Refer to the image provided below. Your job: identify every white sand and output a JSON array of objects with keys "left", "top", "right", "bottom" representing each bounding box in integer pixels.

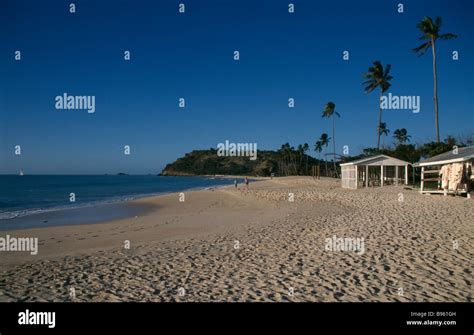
[{"left": 0, "top": 177, "right": 472, "bottom": 302}]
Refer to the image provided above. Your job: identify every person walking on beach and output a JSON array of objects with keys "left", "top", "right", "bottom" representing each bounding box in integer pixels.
[
  {"left": 245, "top": 177, "right": 249, "bottom": 189},
  {"left": 234, "top": 179, "right": 238, "bottom": 189}
]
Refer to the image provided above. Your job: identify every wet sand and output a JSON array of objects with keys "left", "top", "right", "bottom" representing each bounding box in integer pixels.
[{"left": 0, "top": 202, "right": 155, "bottom": 231}]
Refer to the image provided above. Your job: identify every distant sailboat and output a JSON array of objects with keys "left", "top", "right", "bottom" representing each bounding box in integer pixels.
[{"left": 19, "top": 169, "right": 24, "bottom": 176}]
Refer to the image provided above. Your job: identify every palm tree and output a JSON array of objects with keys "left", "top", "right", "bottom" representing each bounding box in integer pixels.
[
  {"left": 319, "top": 133, "right": 330, "bottom": 176},
  {"left": 413, "top": 17, "right": 457, "bottom": 143},
  {"left": 314, "top": 140, "right": 323, "bottom": 176},
  {"left": 297, "top": 144, "right": 304, "bottom": 174},
  {"left": 282, "top": 143, "right": 298, "bottom": 175},
  {"left": 303, "top": 143, "right": 309, "bottom": 175},
  {"left": 363, "top": 60, "right": 394, "bottom": 150},
  {"left": 282, "top": 143, "right": 291, "bottom": 175},
  {"left": 278, "top": 144, "right": 288, "bottom": 176},
  {"left": 393, "top": 128, "right": 411, "bottom": 145},
  {"left": 322, "top": 102, "right": 341, "bottom": 177},
  {"left": 378, "top": 122, "right": 390, "bottom": 147}
]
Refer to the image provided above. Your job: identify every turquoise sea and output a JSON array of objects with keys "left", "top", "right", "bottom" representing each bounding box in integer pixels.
[{"left": 0, "top": 175, "right": 237, "bottom": 230}]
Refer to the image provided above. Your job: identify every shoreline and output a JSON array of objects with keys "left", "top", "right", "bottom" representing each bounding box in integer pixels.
[{"left": 0, "top": 176, "right": 265, "bottom": 231}]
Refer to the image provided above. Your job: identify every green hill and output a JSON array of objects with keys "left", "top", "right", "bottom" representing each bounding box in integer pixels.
[{"left": 160, "top": 148, "right": 322, "bottom": 177}]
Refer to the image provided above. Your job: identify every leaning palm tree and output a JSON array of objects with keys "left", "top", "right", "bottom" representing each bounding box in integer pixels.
[
  {"left": 322, "top": 102, "right": 341, "bottom": 177},
  {"left": 413, "top": 16, "right": 457, "bottom": 143},
  {"left": 363, "top": 61, "right": 394, "bottom": 150},
  {"left": 378, "top": 122, "right": 390, "bottom": 147},
  {"left": 393, "top": 128, "right": 411, "bottom": 145},
  {"left": 319, "top": 133, "right": 330, "bottom": 176}
]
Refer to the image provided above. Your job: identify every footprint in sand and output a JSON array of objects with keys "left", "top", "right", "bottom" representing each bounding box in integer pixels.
[
  {"left": 334, "top": 292, "right": 345, "bottom": 299},
  {"left": 370, "top": 286, "right": 381, "bottom": 294}
]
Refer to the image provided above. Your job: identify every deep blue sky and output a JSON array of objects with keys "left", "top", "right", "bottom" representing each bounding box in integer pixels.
[{"left": 1, "top": 0, "right": 473, "bottom": 174}]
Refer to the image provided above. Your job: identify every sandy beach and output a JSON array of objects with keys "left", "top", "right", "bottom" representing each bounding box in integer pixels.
[{"left": 0, "top": 177, "right": 472, "bottom": 302}]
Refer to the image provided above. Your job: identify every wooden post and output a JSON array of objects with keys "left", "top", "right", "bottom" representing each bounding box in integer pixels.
[
  {"left": 395, "top": 166, "right": 399, "bottom": 185},
  {"left": 355, "top": 165, "right": 358, "bottom": 189},
  {"left": 466, "top": 162, "right": 471, "bottom": 199},
  {"left": 420, "top": 166, "right": 424, "bottom": 193},
  {"left": 405, "top": 165, "right": 408, "bottom": 185},
  {"left": 365, "top": 165, "right": 369, "bottom": 188},
  {"left": 381, "top": 165, "right": 384, "bottom": 187}
]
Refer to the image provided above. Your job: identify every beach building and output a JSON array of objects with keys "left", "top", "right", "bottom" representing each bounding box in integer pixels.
[
  {"left": 414, "top": 146, "right": 474, "bottom": 196},
  {"left": 340, "top": 155, "right": 411, "bottom": 189}
]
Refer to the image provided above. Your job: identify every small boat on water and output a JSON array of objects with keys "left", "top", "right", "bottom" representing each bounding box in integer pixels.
[{"left": 19, "top": 169, "right": 24, "bottom": 176}]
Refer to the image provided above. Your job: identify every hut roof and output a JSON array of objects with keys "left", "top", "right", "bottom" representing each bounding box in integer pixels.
[
  {"left": 340, "top": 154, "right": 411, "bottom": 167},
  {"left": 415, "top": 146, "right": 474, "bottom": 167}
]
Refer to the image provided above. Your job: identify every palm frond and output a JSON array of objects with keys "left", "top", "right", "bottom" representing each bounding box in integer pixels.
[
  {"left": 417, "top": 17, "right": 435, "bottom": 34},
  {"left": 439, "top": 33, "right": 458, "bottom": 40},
  {"left": 363, "top": 61, "right": 393, "bottom": 94},
  {"left": 364, "top": 84, "right": 377, "bottom": 94},
  {"left": 412, "top": 41, "right": 431, "bottom": 56},
  {"left": 418, "top": 34, "right": 431, "bottom": 41},
  {"left": 362, "top": 79, "right": 376, "bottom": 85}
]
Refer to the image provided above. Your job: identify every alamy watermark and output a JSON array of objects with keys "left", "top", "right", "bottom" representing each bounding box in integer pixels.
[
  {"left": 18, "top": 309, "right": 55, "bottom": 329},
  {"left": 55, "top": 93, "right": 95, "bottom": 114},
  {"left": 0, "top": 235, "right": 38, "bottom": 255},
  {"left": 217, "top": 140, "right": 257, "bottom": 160},
  {"left": 325, "top": 235, "right": 365, "bottom": 255},
  {"left": 380, "top": 93, "right": 420, "bottom": 114}
]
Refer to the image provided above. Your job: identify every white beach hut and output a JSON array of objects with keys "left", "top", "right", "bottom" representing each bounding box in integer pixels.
[
  {"left": 340, "top": 155, "right": 411, "bottom": 189},
  {"left": 414, "top": 146, "right": 474, "bottom": 196}
]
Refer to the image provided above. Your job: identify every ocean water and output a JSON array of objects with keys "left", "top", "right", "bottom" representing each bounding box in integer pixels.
[{"left": 0, "top": 175, "right": 236, "bottom": 222}]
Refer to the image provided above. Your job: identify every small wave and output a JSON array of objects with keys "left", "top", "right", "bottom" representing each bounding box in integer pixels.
[
  {"left": 0, "top": 196, "right": 142, "bottom": 220},
  {"left": 0, "top": 180, "right": 234, "bottom": 220}
]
